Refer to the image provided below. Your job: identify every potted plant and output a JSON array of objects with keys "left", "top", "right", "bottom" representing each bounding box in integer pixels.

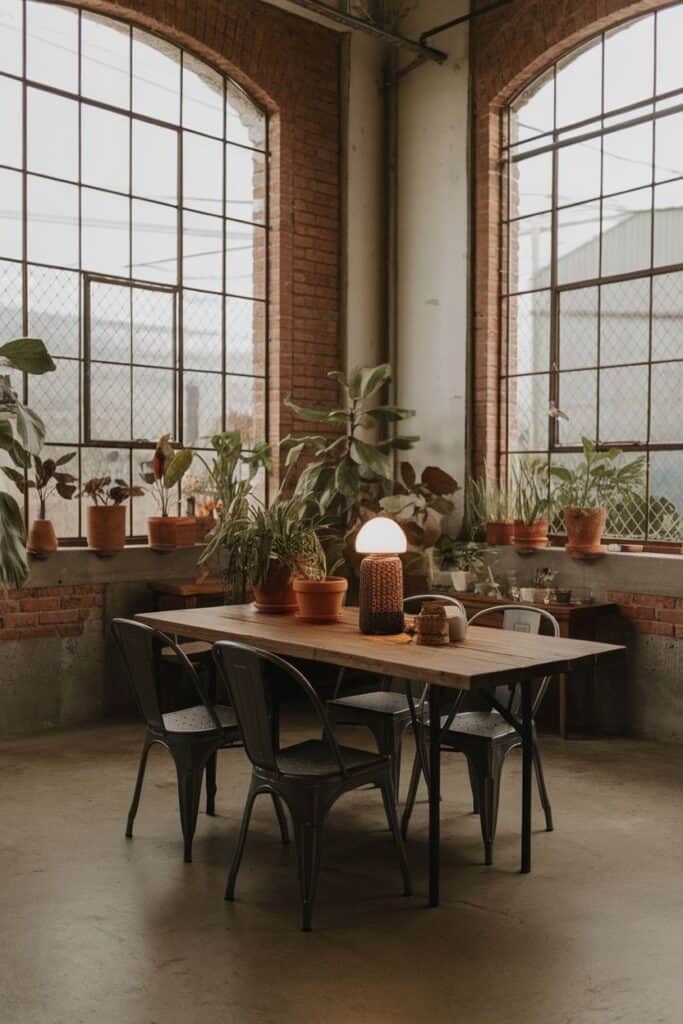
[
  {"left": 141, "top": 435, "right": 194, "bottom": 551},
  {"left": 3, "top": 452, "right": 77, "bottom": 558},
  {"left": 470, "top": 468, "right": 514, "bottom": 546},
  {"left": 550, "top": 437, "right": 646, "bottom": 559},
  {"left": 80, "top": 477, "right": 145, "bottom": 556},
  {"left": 435, "top": 536, "right": 487, "bottom": 591},
  {"left": 193, "top": 430, "right": 271, "bottom": 549},
  {"left": 511, "top": 457, "right": 552, "bottom": 552}
]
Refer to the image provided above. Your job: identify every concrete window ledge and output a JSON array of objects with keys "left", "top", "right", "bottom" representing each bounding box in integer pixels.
[{"left": 23, "top": 545, "right": 205, "bottom": 589}]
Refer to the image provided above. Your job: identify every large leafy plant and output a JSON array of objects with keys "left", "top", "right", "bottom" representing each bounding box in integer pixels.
[
  {"left": 0, "top": 337, "right": 56, "bottom": 588},
  {"left": 379, "top": 461, "right": 459, "bottom": 552},
  {"left": 550, "top": 437, "right": 646, "bottom": 513},
  {"left": 3, "top": 452, "right": 77, "bottom": 519},
  {"left": 140, "top": 435, "right": 194, "bottom": 516}
]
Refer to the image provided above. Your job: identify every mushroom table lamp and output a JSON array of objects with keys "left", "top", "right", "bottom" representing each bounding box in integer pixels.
[{"left": 355, "top": 516, "right": 407, "bottom": 635}]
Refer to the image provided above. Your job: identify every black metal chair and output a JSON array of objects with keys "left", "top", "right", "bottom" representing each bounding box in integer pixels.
[
  {"left": 112, "top": 618, "right": 289, "bottom": 863},
  {"left": 401, "top": 605, "right": 556, "bottom": 866},
  {"left": 326, "top": 594, "right": 466, "bottom": 796},
  {"left": 212, "top": 640, "right": 412, "bottom": 932}
]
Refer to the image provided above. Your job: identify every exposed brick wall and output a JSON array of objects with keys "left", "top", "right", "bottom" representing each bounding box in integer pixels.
[
  {"left": 470, "top": 0, "right": 671, "bottom": 475},
  {"left": 0, "top": 586, "right": 104, "bottom": 642},
  {"left": 607, "top": 592, "right": 683, "bottom": 638}
]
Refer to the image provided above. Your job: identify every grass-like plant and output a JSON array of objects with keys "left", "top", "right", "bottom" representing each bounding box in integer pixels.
[{"left": 512, "top": 457, "right": 552, "bottom": 525}]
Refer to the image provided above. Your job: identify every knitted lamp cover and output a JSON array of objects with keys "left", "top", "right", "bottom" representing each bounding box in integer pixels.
[{"left": 358, "top": 554, "right": 405, "bottom": 635}]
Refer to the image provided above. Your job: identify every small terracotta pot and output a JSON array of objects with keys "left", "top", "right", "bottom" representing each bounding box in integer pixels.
[
  {"left": 564, "top": 506, "right": 608, "bottom": 560},
  {"left": 174, "top": 515, "right": 197, "bottom": 548},
  {"left": 27, "top": 519, "right": 58, "bottom": 559},
  {"left": 512, "top": 519, "right": 549, "bottom": 552},
  {"left": 293, "top": 576, "right": 349, "bottom": 623},
  {"left": 86, "top": 505, "right": 126, "bottom": 557},
  {"left": 148, "top": 516, "right": 177, "bottom": 552},
  {"left": 486, "top": 520, "right": 514, "bottom": 546},
  {"left": 253, "top": 560, "right": 297, "bottom": 614}
]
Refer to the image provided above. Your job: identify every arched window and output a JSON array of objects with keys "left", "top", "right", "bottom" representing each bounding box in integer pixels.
[
  {"left": 0, "top": 0, "right": 267, "bottom": 540},
  {"left": 502, "top": 5, "right": 683, "bottom": 542}
]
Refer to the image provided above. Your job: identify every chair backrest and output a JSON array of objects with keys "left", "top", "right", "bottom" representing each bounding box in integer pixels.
[
  {"left": 212, "top": 641, "right": 346, "bottom": 776},
  {"left": 467, "top": 604, "right": 560, "bottom": 716},
  {"left": 111, "top": 618, "right": 217, "bottom": 734},
  {"left": 403, "top": 593, "right": 467, "bottom": 617}
]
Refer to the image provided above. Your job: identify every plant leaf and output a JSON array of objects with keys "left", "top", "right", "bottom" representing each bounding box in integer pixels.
[
  {"left": 55, "top": 481, "right": 77, "bottom": 500},
  {"left": 0, "top": 490, "right": 28, "bottom": 589},
  {"left": 285, "top": 442, "right": 305, "bottom": 468},
  {"left": 15, "top": 402, "right": 46, "bottom": 455},
  {"left": 359, "top": 363, "right": 391, "bottom": 399},
  {"left": 334, "top": 457, "right": 359, "bottom": 499},
  {"left": 366, "top": 405, "right": 415, "bottom": 424},
  {"left": 421, "top": 465, "right": 459, "bottom": 496},
  {"left": 55, "top": 451, "right": 76, "bottom": 467},
  {"left": 350, "top": 438, "right": 392, "bottom": 479},
  {"left": 284, "top": 396, "right": 336, "bottom": 423},
  {"left": 2, "top": 466, "right": 27, "bottom": 492},
  {"left": 400, "top": 461, "right": 416, "bottom": 489},
  {"left": 0, "top": 338, "right": 56, "bottom": 375},
  {"left": 163, "top": 448, "right": 193, "bottom": 488}
]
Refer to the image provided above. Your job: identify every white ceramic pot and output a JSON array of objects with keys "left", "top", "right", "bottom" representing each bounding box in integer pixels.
[
  {"left": 519, "top": 587, "right": 536, "bottom": 603},
  {"left": 450, "top": 570, "right": 472, "bottom": 592}
]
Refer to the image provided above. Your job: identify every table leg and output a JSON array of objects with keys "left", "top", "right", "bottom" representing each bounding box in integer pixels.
[
  {"left": 429, "top": 685, "right": 441, "bottom": 908},
  {"left": 521, "top": 682, "right": 532, "bottom": 874}
]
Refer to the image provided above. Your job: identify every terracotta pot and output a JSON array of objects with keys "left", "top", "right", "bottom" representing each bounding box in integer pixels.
[
  {"left": 564, "top": 506, "right": 608, "bottom": 560},
  {"left": 293, "top": 576, "right": 349, "bottom": 623},
  {"left": 147, "top": 515, "right": 197, "bottom": 551},
  {"left": 86, "top": 505, "right": 126, "bottom": 557},
  {"left": 512, "top": 519, "right": 549, "bottom": 552},
  {"left": 486, "top": 520, "right": 514, "bottom": 546},
  {"left": 253, "top": 560, "right": 297, "bottom": 614},
  {"left": 27, "top": 519, "right": 58, "bottom": 559}
]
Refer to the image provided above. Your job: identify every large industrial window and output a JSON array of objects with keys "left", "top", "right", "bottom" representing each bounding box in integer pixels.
[
  {"left": 0, "top": 0, "right": 267, "bottom": 540},
  {"left": 502, "top": 5, "right": 683, "bottom": 543}
]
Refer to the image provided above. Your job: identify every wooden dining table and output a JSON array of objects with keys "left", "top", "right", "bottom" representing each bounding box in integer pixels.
[{"left": 135, "top": 603, "right": 624, "bottom": 906}]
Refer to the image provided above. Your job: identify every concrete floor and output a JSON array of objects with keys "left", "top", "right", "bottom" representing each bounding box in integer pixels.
[{"left": 2, "top": 716, "right": 683, "bottom": 1024}]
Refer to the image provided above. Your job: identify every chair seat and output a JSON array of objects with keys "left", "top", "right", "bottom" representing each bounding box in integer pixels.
[
  {"left": 276, "top": 739, "right": 386, "bottom": 778},
  {"left": 441, "top": 710, "right": 515, "bottom": 741},
  {"left": 329, "top": 691, "right": 415, "bottom": 717},
  {"left": 162, "top": 703, "right": 237, "bottom": 733},
  {"left": 161, "top": 641, "right": 213, "bottom": 662}
]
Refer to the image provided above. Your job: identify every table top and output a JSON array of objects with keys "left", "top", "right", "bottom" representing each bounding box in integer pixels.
[{"left": 135, "top": 605, "right": 623, "bottom": 692}]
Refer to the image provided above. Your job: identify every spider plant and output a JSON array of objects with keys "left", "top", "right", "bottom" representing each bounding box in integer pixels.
[{"left": 512, "top": 457, "right": 552, "bottom": 525}]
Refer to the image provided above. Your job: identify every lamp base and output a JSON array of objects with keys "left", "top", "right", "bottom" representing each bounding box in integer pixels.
[{"left": 358, "top": 553, "right": 405, "bottom": 636}]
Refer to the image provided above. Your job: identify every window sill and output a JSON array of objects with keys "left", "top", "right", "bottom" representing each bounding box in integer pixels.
[{"left": 24, "top": 544, "right": 204, "bottom": 590}]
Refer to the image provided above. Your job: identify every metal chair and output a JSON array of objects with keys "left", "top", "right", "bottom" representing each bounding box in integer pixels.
[
  {"left": 213, "top": 640, "right": 412, "bottom": 932},
  {"left": 112, "top": 618, "right": 289, "bottom": 864},
  {"left": 326, "top": 594, "right": 466, "bottom": 796},
  {"left": 401, "top": 605, "right": 556, "bottom": 866}
]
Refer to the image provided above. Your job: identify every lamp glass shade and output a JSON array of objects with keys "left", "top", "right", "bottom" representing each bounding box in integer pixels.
[{"left": 355, "top": 516, "right": 407, "bottom": 555}]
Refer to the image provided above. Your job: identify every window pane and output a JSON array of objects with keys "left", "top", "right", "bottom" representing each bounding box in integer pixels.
[
  {"left": 510, "top": 70, "right": 554, "bottom": 145},
  {"left": 557, "top": 201, "right": 600, "bottom": 285},
  {"left": 225, "top": 373, "right": 265, "bottom": 447},
  {"left": 89, "top": 363, "right": 130, "bottom": 440},
  {"left": 82, "top": 189, "right": 130, "bottom": 278},
  {"left": 511, "top": 152, "right": 552, "bottom": 218},
  {"left": 602, "top": 123, "right": 653, "bottom": 196},
  {"left": 654, "top": 110, "right": 683, "bottom": 183},
  {"left": 0, "top": 0, "right": 22, "bottom": 76},
  {"left": 600, "top": 278, "right": 650, "bottom": 365},
  {"left": 605, "top": 451, "right": 648, "bottom": 540},
  {"left": 0, "top": 77, "right": 22, "bottom": 168},
  {"left": 599, "top": 365, "right": 648, "bottom": 443},
  {"left": 226, "top": 145, "right": 266, "bottom": 224},
  {"left": 28, "top": 266, "right": 80, "bottom": 359},
  {"left": 653, "top": 179, "right": 683, "bottom": 267},
  {"left": 557, "top": 139, "right": 601, "bottom": 206},
  {"left": 132, "top": 200, "right": 177, "bottom": 285},
  {"left": 82, "top": 13, "right": 130, "bottom": 109},
  {"left": 226, "top": 296, "right": 265, "bottom": 375},
  {"left": 27, "top": 356, "right": 79, "bottom": 443},
  {"left": 132, "top": 120, "right": 178, "bottom": 205},
  {"left": 89, "top": 282, "right": 130, "bottom": 363},
  {"left": 604, "top": 16, "right": 655, "bottom": 115},
  {"left": 656, "top": 5, "right": 683, "bottom": 97},
  {"left": 0, "top": 168, "right": 22, "bottom": 260},
  {"left": 558, "top": 370, "right": 597, "bottom": 443},
  {"left": 133, "top": 366, "right": 174, "bottom": 442},
  {"left": 602, "top": 187, "right": 651, "bottom": 277},
  {"left": 132, "top": 30, "right": 180, "bottom": 125},
  {"left": 132, "top": 287, "right": 174, "bottom": 367},
  {"left": 183, "top": 132, "right": 222, "bottom": 215},
  {"left": 28, "top": 176, "right": 78, "bottom": 267},
  {"left": 27, "top": 88, "right": 79, "bottom": 182},
  {"left": 0, "top": 260, "right": 23, "bottom": 337},
  {"left": 183, "top": 370, "right": 222, "bottom": 444},
  {"left": 26, "top": 1, "right": 78, "bottom": 93},
  {"left": 650, "top": 362, "right": 683, "bottom": 443},
  {"left": 82, "top": 105, "right": 130, "bottom": 194},
  {"left": 182, "top": 53, "right": 223, "bottom": 137},
  {"left": 226, "top": 222, "right": 265, "bottom": 299},
  {"left": 559, "top": 287, "right": 597, "bottom": 370},
  {"left": 184, "top": 290, "right": 222, "bottom": 371},
  {"left": 508, "top": 213, "right": 551, "bottom": 292},
  {"left": 507, "top": 292, "right": 550, "bottom": 377},
  {"left": 507, "top": 374, "right": 549, "bottom": 451},
  {"left": 652, "top": 272, "right": 683, "bottom": 361},
  {"left": 556, "top": 41, "right": 602, "bottom": 129},
  {"left": 226, "top": 81, "right": 266, "bottom": 151},
  {"left": 649, "top": 451, "right": 683, "bottom": 541},
  {"left": 183, "top": 211, "right": 222, "bottom": 292}
]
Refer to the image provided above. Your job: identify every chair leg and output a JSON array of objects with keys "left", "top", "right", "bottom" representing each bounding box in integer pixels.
[
  {"left": 293, "top": 821, "right": 323, "bottom": 932},
  {"left": 466, "top": 757, "right": 480, "bottom": 814},
  {"left": 225, "top": 778, "right": 259, "bottom": 900},
  {"left": 174, "top": 752, "right": 206, "bottom": 864},
  {"left": 401, "top": 745, "right": 423, "bottom": 839},
  {"left": 205, "top": 752, "right": 217, "bottom": 816},
  {"left": 366, "top": 719, "right": 403, "bottom": 801},
  {"left": 271, "top": 792, "right": 290, "bottom": 844},
  {"left": 126, "top": 734, "right": 153, "bottom": 838},
  {"left": 533, "top": 740, "right": 554, "bottom": 832},
  {"left": 476, "top": 768, "right": 502, "bottom": 867},
  {"left": 380, "top": 775, "right": 412, "bottom": 896}
]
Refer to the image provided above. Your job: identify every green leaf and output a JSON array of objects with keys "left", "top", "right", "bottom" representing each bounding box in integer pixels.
[
  {"left": 334, "top": 457, "right": 359, "bottom": 499},
  {"left": 294, "top": 460, "right": 328, "bottom": 497},
  {"left": 0, "top": 338, "right": 56, "bottom": 376},
  {"left": 163, "top": 448, "right": 193, "bottom": 488},
  {"left": 366, "top": 406, "right": 415, "bottom": 424},
  {"left": 55, "top": 451, "right": 77, "bottom": 467},
  {"left": 55, "top": 480, "right": 77, "bottom": 500},
  {"left": 350, "top": 438, "right": 392, "bottom": 479},
  {"left": 401, "top": 461, "right": 416, "bottom": 489},
  {"left": 0, "top": 490, "right": 28, "bottom": 589},
  {"left": 377, "top": 435, "right": 419, "bottom": 452},
  {"left": 284, "top": 396, "right": 336, "bottom": 423},
  {"left": 359, "top": 363, "right": 391, "bottom": 399},
  {"left": 327, "top": 370, "right": 348, "bottom": 387},
  {"left": 0, "top": 418, "right": 14, "bottom": 452},
  {"left": 285, "top": 443, "right": 305, "bottom": 468},
  {"left": 421, "top": 465, "right": 458, "bottom": 496},
  {"left": 15, "top": 402, "right": 46, "bottom": 455},
  {"left": 2, "top": 466, "right": 27, "bottom": 492}
]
